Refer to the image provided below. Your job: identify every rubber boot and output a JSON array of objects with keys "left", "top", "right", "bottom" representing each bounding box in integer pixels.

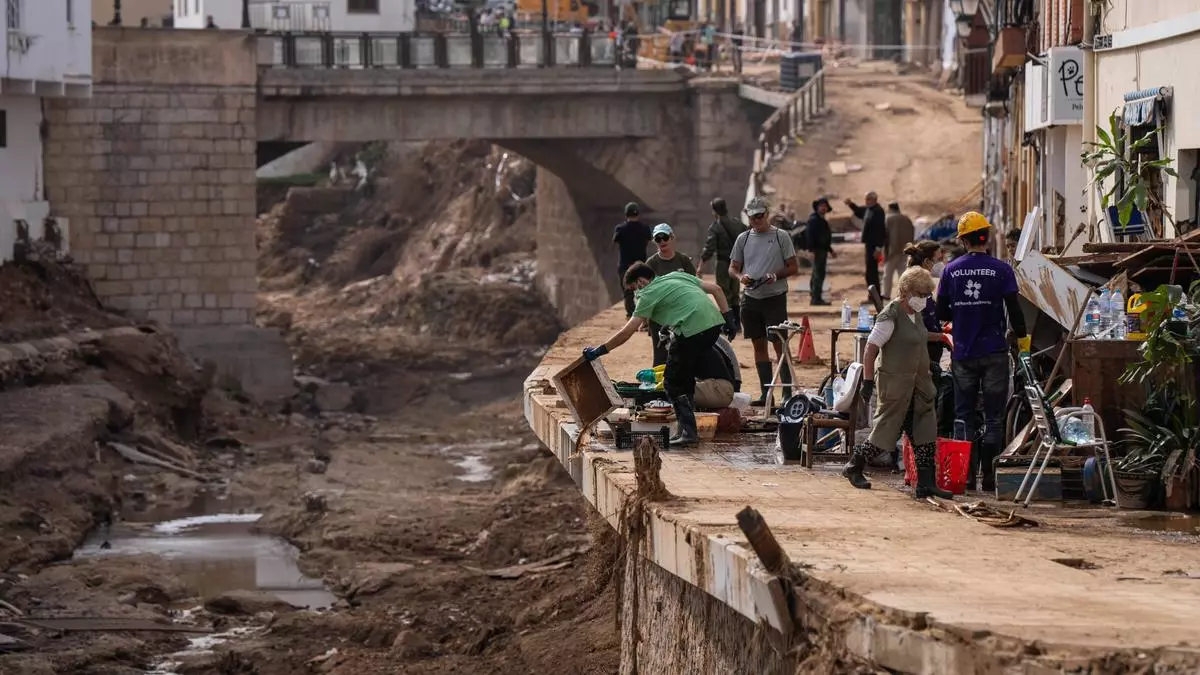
[
  {"left": 842, "top": 443, "right": 878, "bottom": 490},
  {"left": 752, "top": 361, "right": 773, "bottom": 407},
  {"left": 779, "top": 359, "right": 793, "bottom": 403},
  {"left": 913, "top": 442, "right": 953, "bottom": 500},
  {"left": 979, "top": 442, "right": 998, "bottom": 494},
  {"left": 669, "top": 395, "right": 699, "bottom": 447}
]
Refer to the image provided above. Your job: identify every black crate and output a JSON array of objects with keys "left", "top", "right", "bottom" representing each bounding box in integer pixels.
[{"left": 614, "top": 426, "right": 671, "bottom": 450}]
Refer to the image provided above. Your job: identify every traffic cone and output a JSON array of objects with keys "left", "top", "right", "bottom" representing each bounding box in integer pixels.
[{"left": 795, "top": 315, "right": 823, "bottom": 365}]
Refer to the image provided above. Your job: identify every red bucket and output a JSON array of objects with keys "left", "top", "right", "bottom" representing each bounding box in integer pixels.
[
  {"left": 936, "top": 438, "right": 971, "bottom": 495},
  {"left": 902, "top": 436, "right": 970, "bottom": 495}
]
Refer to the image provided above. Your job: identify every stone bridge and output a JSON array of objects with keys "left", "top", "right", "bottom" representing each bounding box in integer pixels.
[{"left": 42, "top": 28, "right": 769, "bottom": 389}]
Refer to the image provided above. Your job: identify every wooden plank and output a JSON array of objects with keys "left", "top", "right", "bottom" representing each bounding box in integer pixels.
[{"left": 551, "top": 357, "right": 622, "bottom": 431}]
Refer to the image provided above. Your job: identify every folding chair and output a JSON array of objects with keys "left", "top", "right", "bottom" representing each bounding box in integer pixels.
[{"left": 1013, "top": 383, "right": 1118, "bottom": 507}]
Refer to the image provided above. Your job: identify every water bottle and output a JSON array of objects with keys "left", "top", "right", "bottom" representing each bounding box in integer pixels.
[
  {"left": 841, "top": 298, "right": 852, "bottom": 328},
  {"left": 1082, "top": 397, "right": 1096, "bottom": 440},
  {"left": 1110, "top": 289, "right": 1126, "bottom": 339},
  {"left": 1097, "top": 289, "right": 1112, "bottom": 337},
  {"left": 857, "top": 305, "right": 870, "bottom": 330},
  {"left": 1084, "top": 296, "right": 1102, "bottom": 337}
]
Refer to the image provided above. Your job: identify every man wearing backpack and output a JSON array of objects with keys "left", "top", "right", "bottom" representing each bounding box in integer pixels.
[
  {"left": 729, "top": 197, "right": 799, "bottom": 407},
  {"left": 698, "top": 197, "right": 748, "bottom": 328}
]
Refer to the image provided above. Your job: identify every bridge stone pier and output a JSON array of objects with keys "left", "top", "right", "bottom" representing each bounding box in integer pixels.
[{"left": 42, "top": 28, "right": 766, "bottom": 386}]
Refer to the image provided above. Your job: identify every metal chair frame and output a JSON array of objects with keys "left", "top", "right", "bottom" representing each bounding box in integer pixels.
[{"left": 1013, "top": 384, "right": 1119, "bottom": 507}]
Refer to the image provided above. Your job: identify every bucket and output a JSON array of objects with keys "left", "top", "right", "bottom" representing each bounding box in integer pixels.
[
  {"left": 695, "top": 412, "right": 719, "bottom": 440},
  {"left": 1114, "top": 470, "right": 1156, "bottom": 509},
  {"left": 936, "top": 438, "right": 971, "bottom": 495}
]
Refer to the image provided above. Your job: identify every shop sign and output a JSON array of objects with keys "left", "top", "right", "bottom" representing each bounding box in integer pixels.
[{"left": 1047, "top": 46, "right": 1084, "bottom": 126}]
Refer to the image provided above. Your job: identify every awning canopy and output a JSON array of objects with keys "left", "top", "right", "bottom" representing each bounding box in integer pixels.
[{"left": 1122, "top": 86, "right": 1172, "bottom": 126}]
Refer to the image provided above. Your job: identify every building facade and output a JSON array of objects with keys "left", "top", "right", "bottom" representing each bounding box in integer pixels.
[
  {"left": 1, "top": 0, "right": 92, "bottom": 261},
  {"left": 1087, "top": 0, "right": 1200, "bottom": 240},
  {"left": 174, "top": 0, "right": 415, "bottom": 32},
  {"left": 91, "top": 0, "right": 173, "bottom": 26}
]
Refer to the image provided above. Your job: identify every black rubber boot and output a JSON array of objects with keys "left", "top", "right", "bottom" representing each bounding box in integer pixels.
[
  {"left": 913, "top": 442, "right": 953, "bottom": 500},
  {"left": 670, "top": 395, "right": 699, "bottom": 447},
  {"left": 752, "top": 361, "right": 773, "bottom": 406},
  {"left": 979, "top": 443, "right": 998, "bottom": 494},
  {"left": 779, "top": 359, "right": 793, "bottom": 402},
  {"left": 842, "top": 443, "right": 878, "bottom": 490}
]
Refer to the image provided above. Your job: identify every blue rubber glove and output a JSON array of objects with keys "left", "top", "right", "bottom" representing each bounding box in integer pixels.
[
  {"left": 722, "top": 310, "right": 739, "bottom": 339},
  {"left": 582, "top": 345, "right": 609, "bottom": 362}
]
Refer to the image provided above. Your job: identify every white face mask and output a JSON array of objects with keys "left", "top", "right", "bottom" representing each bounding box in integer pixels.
[
  {"left": 907, "top": 296, "right": 928, "bottom": 312},
  {"left": 930, "top": 262, "right": 945, "bottom": 277}
]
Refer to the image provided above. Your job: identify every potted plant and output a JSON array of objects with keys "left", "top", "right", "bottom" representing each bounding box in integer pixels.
[
  {"left": 1082, "top": 110, "right": 1178, "bottom": 237},
  {"left": 1117, "top": 281, "right": 1200, "bottom": 509}
]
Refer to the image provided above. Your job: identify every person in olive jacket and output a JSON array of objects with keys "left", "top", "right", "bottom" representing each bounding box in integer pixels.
[
  {"left": 698, "top": 197, "right": 749, "bottom": 323},
  {"left": 804, "top": 197, "right": 836, "bottom": 306}
]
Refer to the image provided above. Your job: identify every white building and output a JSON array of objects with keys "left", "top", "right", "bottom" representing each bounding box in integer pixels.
[
  {"left": 174, "top": 0, "right": 414, "bottom": 33},
  {"left": 1, "top": 0, "right": 92, "bottom": 261},
  {"left": 1086, "top": 0, "right": 1200, "bottom": 241}
]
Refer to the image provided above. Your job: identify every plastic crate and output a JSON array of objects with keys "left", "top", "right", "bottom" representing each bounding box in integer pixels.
[{"left": 614, "top": 425, "right": 671, "bottom": 450}]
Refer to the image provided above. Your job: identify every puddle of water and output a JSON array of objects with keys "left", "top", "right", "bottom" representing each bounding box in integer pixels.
[
  {"left": 452, "top": 455, "right": 493, "bottom": 483},
  {"left": 76, "top": 513, "right": 336, "bottom": 610},
  {"left": 1120, "top": 513, "right": 1200, "bottom": 535}
]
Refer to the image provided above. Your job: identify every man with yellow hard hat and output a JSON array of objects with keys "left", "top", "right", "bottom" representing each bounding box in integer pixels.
[{"left": 935, "top": 211, "right": 1029, "bottom": 493}]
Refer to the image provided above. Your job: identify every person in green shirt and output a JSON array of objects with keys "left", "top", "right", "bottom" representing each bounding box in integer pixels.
[
  {"left": 645, "top": 223, "right": 698, "bottom": 366},
  {"left": 583, "top": 264, "right": 738, "bottom": 446}
]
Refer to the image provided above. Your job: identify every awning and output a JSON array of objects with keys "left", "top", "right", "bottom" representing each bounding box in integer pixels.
[{"left": 1122, "top": 86, "right": 1171, "bottom": 126}]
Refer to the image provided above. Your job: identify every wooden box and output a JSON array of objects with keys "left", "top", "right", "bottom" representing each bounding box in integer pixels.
[
  {"left": 551, "top": 357, "right": 622, "bottom": 430},
  {"left": 992, "top": 26, "right": 1027, "bottom": 72},
  {"left": 995, "top": 456, "right": 1062, "bottom": 502},
  {"left": 1068, "top": 339, "right": 1144, "bottom": 442}
]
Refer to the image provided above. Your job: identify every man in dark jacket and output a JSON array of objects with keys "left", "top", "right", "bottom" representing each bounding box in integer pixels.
[
  {"left": 845, "top": 191, "right": 887, "bottom": 291},
  {"left": 805, "top": 197, "right": 836, "bottom": 306},
  {"left": 699, "top": 197, "right": 748, "bottom": 324},
  {"left": 613, "top": 201, "right": 651, "bottom": 317}
]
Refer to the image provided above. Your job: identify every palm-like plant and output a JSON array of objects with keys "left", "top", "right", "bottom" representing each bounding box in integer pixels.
[{"left": 1082, "top": 110, "right": 1178, "bottom": 236}]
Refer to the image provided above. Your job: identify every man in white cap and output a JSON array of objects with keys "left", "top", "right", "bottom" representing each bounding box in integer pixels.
[{"left": 644, "top": 223, "right": 697, "bottom": 365}]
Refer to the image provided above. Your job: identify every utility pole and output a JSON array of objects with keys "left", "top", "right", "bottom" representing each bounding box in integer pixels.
[{"left": 541, "top": 0, "right": 551, "bottom": 66}]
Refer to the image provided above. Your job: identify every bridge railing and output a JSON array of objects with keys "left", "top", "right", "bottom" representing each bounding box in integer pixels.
[
  {"left": 255, "top": 31, "right": 617, "bottom": 68},
  {"left": 748, "top": 69, "right": 827, "bottom": 205}
]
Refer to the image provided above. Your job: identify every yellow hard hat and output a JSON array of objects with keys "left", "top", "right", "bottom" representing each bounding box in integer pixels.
[{"left": 957, "top": 211, "right": 991, "bottom": 237}]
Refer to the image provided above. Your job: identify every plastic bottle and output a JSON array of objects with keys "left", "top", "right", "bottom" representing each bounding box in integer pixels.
[
  {"left": 1110, "top": 289, "right": 1126, "bottom": 339},
  {"left": 1083, "top": 296, "right": 1102, "bottom": 338},
  {"left": 1082, "top": 398, "right": 1096, "bottom": 440},
  {"left": 841, "top": 298, "right": 852, "bottom": 328},
  {"left": 857, "top": 305, "right": 870, "bottom": 330},
  {"left": 1097, "top": 289, "right": 1112, "bottom": 338}
]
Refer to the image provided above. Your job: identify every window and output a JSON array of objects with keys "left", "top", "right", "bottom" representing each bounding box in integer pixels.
[
  {"left": 0, "top": 110, "right": 7, "bottom": 149},
  {"left": 6, "top": 0, "right": 21, "bottom": 30},
  {"left": 347, "top": 0, "right": 379, "bottom": 13}
]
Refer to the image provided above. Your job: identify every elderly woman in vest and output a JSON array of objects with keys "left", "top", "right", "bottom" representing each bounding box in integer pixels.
[{"left": 842, "top": 266, "right": 953, "bottom": 500}]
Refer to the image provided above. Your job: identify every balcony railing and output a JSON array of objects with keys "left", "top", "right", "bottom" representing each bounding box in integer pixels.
[
  {"left": 255, "top": 31, "right": 617, "bottom": 68},
  {"left": 249, "top": 0, "right": 332, "bottom": 33}
]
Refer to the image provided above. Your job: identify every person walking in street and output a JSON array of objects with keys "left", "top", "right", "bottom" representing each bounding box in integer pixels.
[
  {"left": 699, "top": 197, "right": 748, "bottom": 326},
  {"left": 613, "top": 202, "right": 652, "bottom": 318},
  {"left": 804, "top": 197, "right": 836, "bottom": 306},
  {"left": 729, "top": 197, "right": 799, "bottom": 407},
  {"left": 730, "top": 24, "right": 745, "bottom": 74},
  {"left": 883, "top": 202, "right": 914, "bottom": 299},
  {"left": 582, "top": 265, "right": 738, "bottom": 446},
  {"left": 842, "top": 267, "right": 951, "bottom": 500},
  {"left": 936, "top": 212, "right": 1029, "bottom": 493},
  {"left": 845, "top": 192, "right": 887, "bottom": 294},
  {"left": 645, "top": 223, "right": 698, "bottom": 365},
  {"left": 905, "top": 240, "right": 954, "bottom": 437}
]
